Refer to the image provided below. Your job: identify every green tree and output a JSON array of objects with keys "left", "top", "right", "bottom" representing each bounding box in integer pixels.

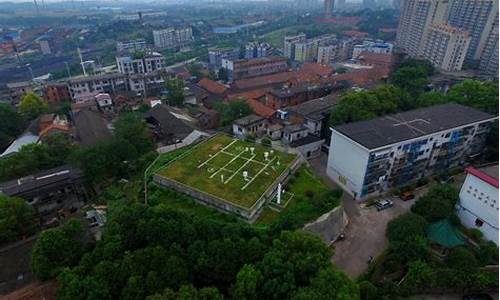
[
  {"left": 0, "top": 103, "right": 24, "bottom": 150},
  {"left": 391, "top": 59, "right": 434, "bottom": 96},
  {"left": 386, "top": 213, "right": 428, "bottom": 243},
  {"left": 446, "top": 80, "right": 499, "bottom": 115},
  {"left": 233, "top": 264, "right": 262, "bottom": 300},
  {"left": 19, "top": 93, "right": 48, "bottom": 119},
  {"left": 31, "top": 219, "right": 85, "bottom": 280},
  {"left": 400, "top": 260, "right": 436, "bottom": 294},
  {"left": 214, "top": 99, "right": 253, "bottom": 126},
  {"left": 114, "top": 113, "right": 154, "bottom": 156},
  {"left": 0, "top": 195, "right": 36, "bottom": 243},
  {"left": 411, "top": 184, "right": 459, "bottom": 222},
  {"left": 359, "top": 281, "right": 379, "bottom": 300},
  {"left": 164, "top": 78, "right": 185, "bottom": 107}
]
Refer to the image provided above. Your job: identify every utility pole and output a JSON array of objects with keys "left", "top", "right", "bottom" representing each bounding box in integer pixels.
[
  {"left": 64, "top": 62, "right": 72, "bottom": 78},
  {"left": 77, "top": 47, "right": 87, "bottom": 77}
]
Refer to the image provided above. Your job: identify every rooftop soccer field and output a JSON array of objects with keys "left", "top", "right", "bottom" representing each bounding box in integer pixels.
[{"left": 156, "top": 134, "right": 297, "bottom": 209}]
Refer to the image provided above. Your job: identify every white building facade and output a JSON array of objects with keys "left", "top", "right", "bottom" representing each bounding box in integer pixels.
[
  {"left": 456, "top": 166, "right": 499, "bottom": 245},
  {"left": 326, "top": 103, "right": 496, "bottom": 200}
]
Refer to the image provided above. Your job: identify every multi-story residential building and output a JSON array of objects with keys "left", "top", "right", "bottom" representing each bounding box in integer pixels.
[
  {"left": 327, "top": 103, "right": 496, "bottom": 200},
  {"left": 324, "top": 0, "right": 334, "bottom": 16},
  {"left": 116, "top": 39, "right": 148, "bottom": 53},
  {"left": 244, "top": 42, "right": 272, "bottom": 59},
  {"left": 456, "top": 165, "right": 499, "bottom": 245},
  {"left": 153, "top": 27, "right": 193, "bottom": 49},
  {"left": 221, "top": 56, "right": 289, "bottom": 82},
  {"left": 478, "top": 12, "right": 499, "bottom": 78},
  {"left": 208, "top": 48, "right": 240, "bottom": 71},
  {"left": 421, "top": 24, "right": 471, "bottom": 72},
  {"left": 317, "top": 45, "right": 336, "bottom": 65},
  {"left": 294, "top": 40, "right": 318, "bottom": 62},
  {"left": 352, "top": 40, "right": 394, "bottom": 59},
  {"left": 284, "top": 33, "right": 306, "bottom": 59},
  {"left": 67, "top": 71, "right": 166, "bottom": 100},
  {"left": 447, "top": 0, "right": 499, "bottom": 64},
  {"left": 116, "top": 52, "right": 165, "bottom": 75},
  {"left": 396, "top": 0, "right": 449, "bottom": 57},
  {"left": 44, "top": 83, "right": 71, "bottom": 103}
]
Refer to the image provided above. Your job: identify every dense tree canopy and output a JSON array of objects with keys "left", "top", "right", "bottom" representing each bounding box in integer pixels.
[
  {"left": 214, "top": 99, "right": 253, "bottom": 127},
  {"left": 0, "top": 195, "right": 37, "bottom": 244},
  {"left": 330, "top": 85, "right": 409, "bottom": 126},
  {"left": 53, "top": 202, "right": 359, "bottom": 300},
  {"left": 164, "top": 78, "right": 185, "bottom": 107},
  {"left": 70, "top": 113, "right": 153, "bottom": 183},
  {"left": 411, "top": 184, "right": 459, "bottom": 222},
  {"left": 0, "top": 133, "right": 74, "bottom": 182},
  {"left": 0, "top": 103, "right": 24, "bottom": 151},
  {"left": 31, "top": 219, "right": 85, "bottom": 280},
  {"left": 18, "top": 93, "right": 48, "bottom": 119}
]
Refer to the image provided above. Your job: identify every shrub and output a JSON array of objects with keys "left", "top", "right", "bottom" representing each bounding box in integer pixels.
[
  {"left": 359, "top": 281, "right": 379, "bottom": 300},
  {"left": 468, "top": 228, "right": 484, "bottom": 241},
  {"left": 305, "top": 190, "right": 315, "bottom": 198},
  {"left": 261, "top": 138, "right": 271, "bottom": 147}
]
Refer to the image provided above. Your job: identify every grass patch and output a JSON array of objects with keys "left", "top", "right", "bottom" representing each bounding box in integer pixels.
[
  {"left": 257, "top": 165, "right": 342, "bottom": 229},
  {"left": 255, "top": 207, "right": 280, "bottom": 225},
  {"left": 156, "top": 133, "right": 297, "bottom": 209}
]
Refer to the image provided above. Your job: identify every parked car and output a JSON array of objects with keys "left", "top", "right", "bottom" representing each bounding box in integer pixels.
[
  {"left": 375, "top": 199, "right": 393, "bottom": 211},
  {"left": 400, "top": 191, "right": 415, "bottom": 201}
]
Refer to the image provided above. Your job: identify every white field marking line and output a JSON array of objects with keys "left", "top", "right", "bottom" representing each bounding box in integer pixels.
[
  {"left": 209, "top": 149, "right": 247, "bottom": 179},
  {"left": 241, "top": 156, "right": 277, "bottom": 190},
  {"left": 197, "top": 139, "right": 238, "bottom": 169},
  {"left": 220, "top": 150, "right": 269, "bottom": 166},
  {"left": 224, "top": 153, "right": 256, "bottom": 184},
  {"left": 205, "top": 165, "right": 238, "bottom": 174}
]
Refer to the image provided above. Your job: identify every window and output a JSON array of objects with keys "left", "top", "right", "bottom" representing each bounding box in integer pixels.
[{"left": 475, "top": 218, "right": 484, "bottom": 227}]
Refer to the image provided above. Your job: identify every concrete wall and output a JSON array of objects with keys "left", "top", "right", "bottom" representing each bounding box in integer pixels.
[
  {"left": 327, "top": 130, "right": 370, "bottom": 199},
  {"left": 303, "top": 205, "right": 347, "bottom": 246},
  {"left": 154, "top": 154, "right": 304, "bottom": 223}
]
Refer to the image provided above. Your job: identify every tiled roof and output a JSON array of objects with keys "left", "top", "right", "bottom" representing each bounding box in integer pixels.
[
  {"left": 233, "top": 71, "right": 318, "bottom": 90},
  {"left": 247, "top": 99, "right": 275, "bottom": 118},
  {"left": 198, "top": 78, "right": 227, "bottom": 95},
  {"left": 300, "top": 62, "right": 334, "bottom": 77}
]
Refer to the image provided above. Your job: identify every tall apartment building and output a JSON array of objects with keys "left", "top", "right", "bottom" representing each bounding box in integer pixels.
[
  {"left": 447, "top": 0, "right": 499, "bottom": 63},
  {"left": 116, "top": 39, "right": 147, "bottom": 53},
  {"left": 294, "top": 41, "right": 318, "bottom": 62},
  {"left": 221, "top": 56, "right": 288, "bottom": 81},
  {"left": 479, "top": 12, "right": 499, "bottom": 78},
  {"left": 324, "top": 0, "right": 334, "bottom": 16},
  {"left": 208, "top": 48, "right": 240, "bottom": 71},
  {"left": 153, "top": 27, "right": 193, "bottom": 49},
  {"left": 284, "top": 33, "right": 306, "bottom": 59},
  {"left": 327, "top": 103, "right": 495, "bottom": 200},
  {"left": 245, "top": 42, "right": 272, "bottom": 59},
  {"left": 116, "top": 52, "right": 165, "bottom": 75},
  {"left": 421, "top": 24, "right": 471, "bottom": 72},
  {"left": 317, "top": 45, "right": 335, "bottom": 65},
  {"left": 396, "top": 0, "right": 450, "bottom": 57}
]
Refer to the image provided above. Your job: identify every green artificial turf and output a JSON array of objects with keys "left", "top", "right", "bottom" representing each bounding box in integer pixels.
[{"left": 157, "top": 134, "right": 297, "bottom": 209}]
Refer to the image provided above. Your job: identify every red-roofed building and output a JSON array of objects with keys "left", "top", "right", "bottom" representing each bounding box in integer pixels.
[
  {"left": 300, "top": 62, "right": 334, "bottom": 77},
  {"left": 342, "top": 30, "right": 369, "bottom": 39},
  {"left": 357, "top": 51, "right": 395, "bottom": 69},
  {"left": 457, "top": 165, "right": 499, "bottom": 245},
  {"left": 197, "top": 78, "right": 228, "bottom": 95},
  {"left": 246, "top": 99, "right": 275, "bottom": 118}
]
